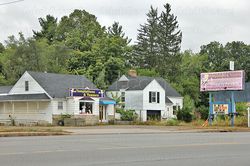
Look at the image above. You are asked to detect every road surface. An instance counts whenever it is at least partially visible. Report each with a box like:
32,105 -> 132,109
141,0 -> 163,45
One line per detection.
0,132 -> 250,166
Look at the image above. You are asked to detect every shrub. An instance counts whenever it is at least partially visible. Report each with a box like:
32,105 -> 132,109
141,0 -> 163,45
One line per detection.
116,109 -> 138,121
165,119 -> 179,126
177,107 -> 193,122
197,105 -> 209,120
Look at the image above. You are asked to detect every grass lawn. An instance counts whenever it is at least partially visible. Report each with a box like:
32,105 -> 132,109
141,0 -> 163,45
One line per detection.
0,126 -> 70,137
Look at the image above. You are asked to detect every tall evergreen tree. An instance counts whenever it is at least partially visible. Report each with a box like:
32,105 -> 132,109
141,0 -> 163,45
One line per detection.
157,3 -> 182,80
108,22 -> 131,44
134,6 -> 159,68
134,3 -> 182,81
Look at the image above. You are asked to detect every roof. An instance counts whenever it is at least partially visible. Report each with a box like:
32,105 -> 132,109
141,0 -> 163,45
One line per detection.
27,71 -> 97,98
100,96 -> 115,101
79,96 -> 94,101
213,82 -> 250,102
0,86 -> 13,94
0,93 -> 50,101
165,96 -> 173,104
108,75 -> 182,98
100,96 -> 116,105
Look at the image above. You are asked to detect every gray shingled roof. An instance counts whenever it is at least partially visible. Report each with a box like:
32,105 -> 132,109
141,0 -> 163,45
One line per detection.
108,76 -> 182,98
0,86 -> 13,94
0,93 -> 50,101
28,71 -> 97,98
165,97 -> 173,104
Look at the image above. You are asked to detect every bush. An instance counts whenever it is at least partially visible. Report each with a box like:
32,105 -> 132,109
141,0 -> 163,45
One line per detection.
177,107 -> 193,122
165,119 -> 179,126
116,109 -> 138,121
197,105 -> 209,120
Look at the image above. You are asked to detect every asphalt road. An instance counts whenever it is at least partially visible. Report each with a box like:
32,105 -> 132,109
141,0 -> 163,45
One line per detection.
1,132 -> 250,166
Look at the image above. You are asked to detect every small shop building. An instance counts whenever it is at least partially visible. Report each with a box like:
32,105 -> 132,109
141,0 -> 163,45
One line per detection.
106,70 -> 183,121
0,71 -> 115,125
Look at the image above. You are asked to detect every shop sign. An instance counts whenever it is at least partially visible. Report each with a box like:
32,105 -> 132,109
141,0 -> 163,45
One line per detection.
69,88 -> 102,97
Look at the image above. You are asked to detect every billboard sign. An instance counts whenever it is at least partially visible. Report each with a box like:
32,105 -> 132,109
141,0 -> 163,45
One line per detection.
69,88 -> 103,97
213,104 -> 229,114
200,70 -> 245,92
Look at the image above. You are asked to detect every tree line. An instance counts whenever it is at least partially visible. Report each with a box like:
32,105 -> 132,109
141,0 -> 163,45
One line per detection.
1,3 -> 250,119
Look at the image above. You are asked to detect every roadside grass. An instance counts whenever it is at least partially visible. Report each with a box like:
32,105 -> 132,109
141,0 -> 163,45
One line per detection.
0,126 -> 70,137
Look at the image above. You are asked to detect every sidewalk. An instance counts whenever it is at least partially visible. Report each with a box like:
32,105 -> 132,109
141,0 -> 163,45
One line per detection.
63,125 -> 250,135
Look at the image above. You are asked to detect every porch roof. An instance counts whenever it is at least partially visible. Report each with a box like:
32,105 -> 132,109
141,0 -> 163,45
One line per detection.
0,93 -> 51,102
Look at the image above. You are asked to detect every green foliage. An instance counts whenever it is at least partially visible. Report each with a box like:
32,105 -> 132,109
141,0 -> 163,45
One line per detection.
177,107 -> 193,122
236,102 -> 248,115
165,119 -> 179,126
0,42 -> 4,53
116,109 -> 138,121
197,105 -> 209,120
136,68 -> 160,77
134,3 -> 182,81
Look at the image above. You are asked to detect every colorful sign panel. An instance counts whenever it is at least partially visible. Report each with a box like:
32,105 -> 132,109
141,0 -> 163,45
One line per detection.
69,88 -> 102,97
213,104 -> 229,114
200,70 -> 245,92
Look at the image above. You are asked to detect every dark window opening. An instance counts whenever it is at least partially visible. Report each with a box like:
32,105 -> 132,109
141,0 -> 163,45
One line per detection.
25,81 -> 29,91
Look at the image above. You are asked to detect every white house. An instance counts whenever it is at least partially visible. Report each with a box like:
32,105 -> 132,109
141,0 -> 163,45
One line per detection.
106,71 -> 183,121
0,71 -> 115,125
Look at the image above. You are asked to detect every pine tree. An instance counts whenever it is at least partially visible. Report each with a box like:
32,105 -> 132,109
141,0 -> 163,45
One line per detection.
157,3 -> 182,79
134,6 -> 159,68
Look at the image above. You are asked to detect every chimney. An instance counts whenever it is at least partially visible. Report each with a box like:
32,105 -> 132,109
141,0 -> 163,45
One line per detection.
128,69 -> 137,77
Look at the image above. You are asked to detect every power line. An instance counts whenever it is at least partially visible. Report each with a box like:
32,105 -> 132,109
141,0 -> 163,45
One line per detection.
0,0 -> 24,6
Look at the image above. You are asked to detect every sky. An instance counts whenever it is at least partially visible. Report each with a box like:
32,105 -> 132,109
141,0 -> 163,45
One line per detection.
0,0 -> 249,52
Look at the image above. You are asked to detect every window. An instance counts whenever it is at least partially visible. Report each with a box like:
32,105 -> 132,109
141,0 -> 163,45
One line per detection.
58,102 -> 63,110
149,91 -> 160,103
121,92 -> 125,102
25,81 -> 29,91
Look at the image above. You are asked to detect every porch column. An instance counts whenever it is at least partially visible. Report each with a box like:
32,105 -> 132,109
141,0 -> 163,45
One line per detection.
26,102 -> 29,113
3,102 -> 5,114
12,102 -> 14,114
36,101 -> 39,113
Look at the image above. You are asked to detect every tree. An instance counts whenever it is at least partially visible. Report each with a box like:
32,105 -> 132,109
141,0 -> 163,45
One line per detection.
134,6 -> 159,68
134,3 -> 182,81
56,9 -> 105,51
157,3 -> 182,79
33,15 -> 58,43
108,22 -> 131,44
200,41 -> 228,72
0,42 -> 4,53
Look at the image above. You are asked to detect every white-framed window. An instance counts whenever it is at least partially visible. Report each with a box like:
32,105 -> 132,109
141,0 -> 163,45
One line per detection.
149,91 -> 160,103
25,81 -> 29,91
58,101 -> 63,110
121,92 -> 125,102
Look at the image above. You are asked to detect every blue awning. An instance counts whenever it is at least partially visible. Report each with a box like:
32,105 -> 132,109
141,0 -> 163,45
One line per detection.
99,97 -> 116,105
99,100 -> 116,105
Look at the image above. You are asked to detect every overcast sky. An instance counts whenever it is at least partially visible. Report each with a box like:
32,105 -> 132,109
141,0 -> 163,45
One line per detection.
0,0 -> 249,52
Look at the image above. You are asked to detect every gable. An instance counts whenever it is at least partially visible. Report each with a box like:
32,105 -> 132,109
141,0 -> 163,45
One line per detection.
118,75 -> 129,82
9,71 -> 48,95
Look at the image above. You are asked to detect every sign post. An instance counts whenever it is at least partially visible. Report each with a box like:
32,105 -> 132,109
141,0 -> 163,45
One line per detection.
248,107 -> 250,128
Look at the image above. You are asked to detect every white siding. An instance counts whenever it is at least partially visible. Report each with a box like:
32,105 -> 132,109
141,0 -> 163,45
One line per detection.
142,80 -> 165,111
168,97 -> 183,109
106,104 -> 115,116
125,90 -> 143,110
51,99 -> 67,115
0,101 -> 53,123
9,72 -> 48,95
